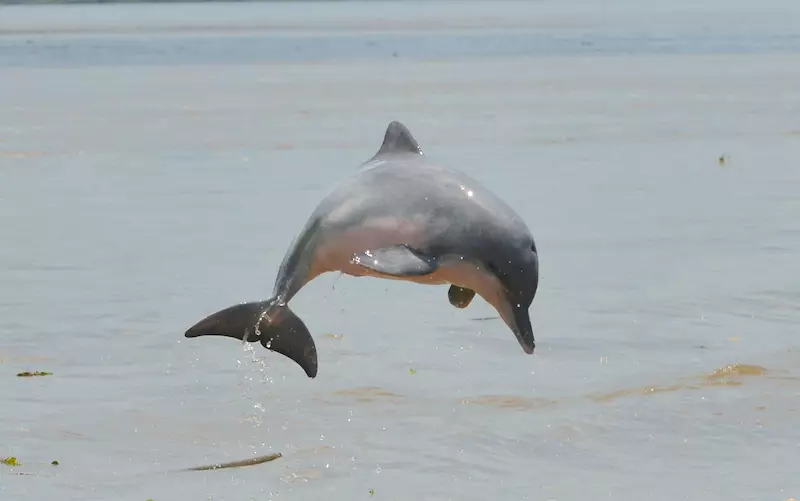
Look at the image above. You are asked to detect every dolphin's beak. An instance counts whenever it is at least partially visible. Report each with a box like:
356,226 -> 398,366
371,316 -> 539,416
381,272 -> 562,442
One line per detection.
510,303 -> 535,354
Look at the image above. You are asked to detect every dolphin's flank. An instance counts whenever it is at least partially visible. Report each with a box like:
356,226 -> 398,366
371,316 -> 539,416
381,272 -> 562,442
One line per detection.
184,121 -> 539,378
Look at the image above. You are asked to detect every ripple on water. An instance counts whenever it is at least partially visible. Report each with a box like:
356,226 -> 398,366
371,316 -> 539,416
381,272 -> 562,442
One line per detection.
330,386 -> 404,402
589,363 -> 772,403
0,351 -> 55,366
0,151 -> 46,159
458,395 -> 560,411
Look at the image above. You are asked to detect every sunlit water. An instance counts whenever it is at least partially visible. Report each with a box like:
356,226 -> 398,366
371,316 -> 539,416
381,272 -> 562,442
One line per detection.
1,1 -> 799,500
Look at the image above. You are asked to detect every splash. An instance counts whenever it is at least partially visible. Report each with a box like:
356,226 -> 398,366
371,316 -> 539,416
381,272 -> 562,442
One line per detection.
236,312 -> 276,427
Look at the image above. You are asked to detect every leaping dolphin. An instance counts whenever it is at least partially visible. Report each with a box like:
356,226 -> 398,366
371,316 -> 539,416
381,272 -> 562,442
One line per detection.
185,121 -> 540,378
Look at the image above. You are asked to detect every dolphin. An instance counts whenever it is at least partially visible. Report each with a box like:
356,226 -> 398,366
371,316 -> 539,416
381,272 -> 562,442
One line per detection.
184,121 -> 539,378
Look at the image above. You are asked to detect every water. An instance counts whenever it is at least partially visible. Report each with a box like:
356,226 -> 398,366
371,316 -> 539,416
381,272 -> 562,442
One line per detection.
1,1 -> 799,499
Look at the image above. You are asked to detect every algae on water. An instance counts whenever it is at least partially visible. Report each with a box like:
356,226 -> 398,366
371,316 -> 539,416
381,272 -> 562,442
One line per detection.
186,452 -> 282,471
16,371 -> 53,377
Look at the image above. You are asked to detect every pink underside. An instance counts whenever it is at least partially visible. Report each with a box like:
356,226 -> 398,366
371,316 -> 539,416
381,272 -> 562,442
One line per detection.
307,216 -> 516,332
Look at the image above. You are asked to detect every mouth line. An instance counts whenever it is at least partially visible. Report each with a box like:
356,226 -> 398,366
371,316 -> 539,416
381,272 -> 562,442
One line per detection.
508,300 -> 535,355
492,293 -> 535,355
515,332 -> 535,354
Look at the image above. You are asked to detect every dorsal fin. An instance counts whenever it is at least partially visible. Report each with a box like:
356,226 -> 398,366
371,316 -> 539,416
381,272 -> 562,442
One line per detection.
374,121 -> 423,157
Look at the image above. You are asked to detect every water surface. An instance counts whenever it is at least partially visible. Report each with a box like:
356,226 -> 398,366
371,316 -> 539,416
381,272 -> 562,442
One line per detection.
1,1 -> 799,500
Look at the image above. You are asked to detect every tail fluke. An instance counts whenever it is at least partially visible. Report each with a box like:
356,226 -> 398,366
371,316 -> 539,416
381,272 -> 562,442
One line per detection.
184,300 -> 318,378
258,304 -> 318,379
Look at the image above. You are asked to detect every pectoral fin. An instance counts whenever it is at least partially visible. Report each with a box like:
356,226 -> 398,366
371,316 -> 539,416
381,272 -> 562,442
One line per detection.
350,245 -> 437,277
448,285 -> 476,308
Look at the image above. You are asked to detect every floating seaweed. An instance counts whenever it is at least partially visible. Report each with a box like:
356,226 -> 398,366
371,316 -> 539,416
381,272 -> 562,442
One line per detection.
16,371 -> 53,377
186,452 -> 282,471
